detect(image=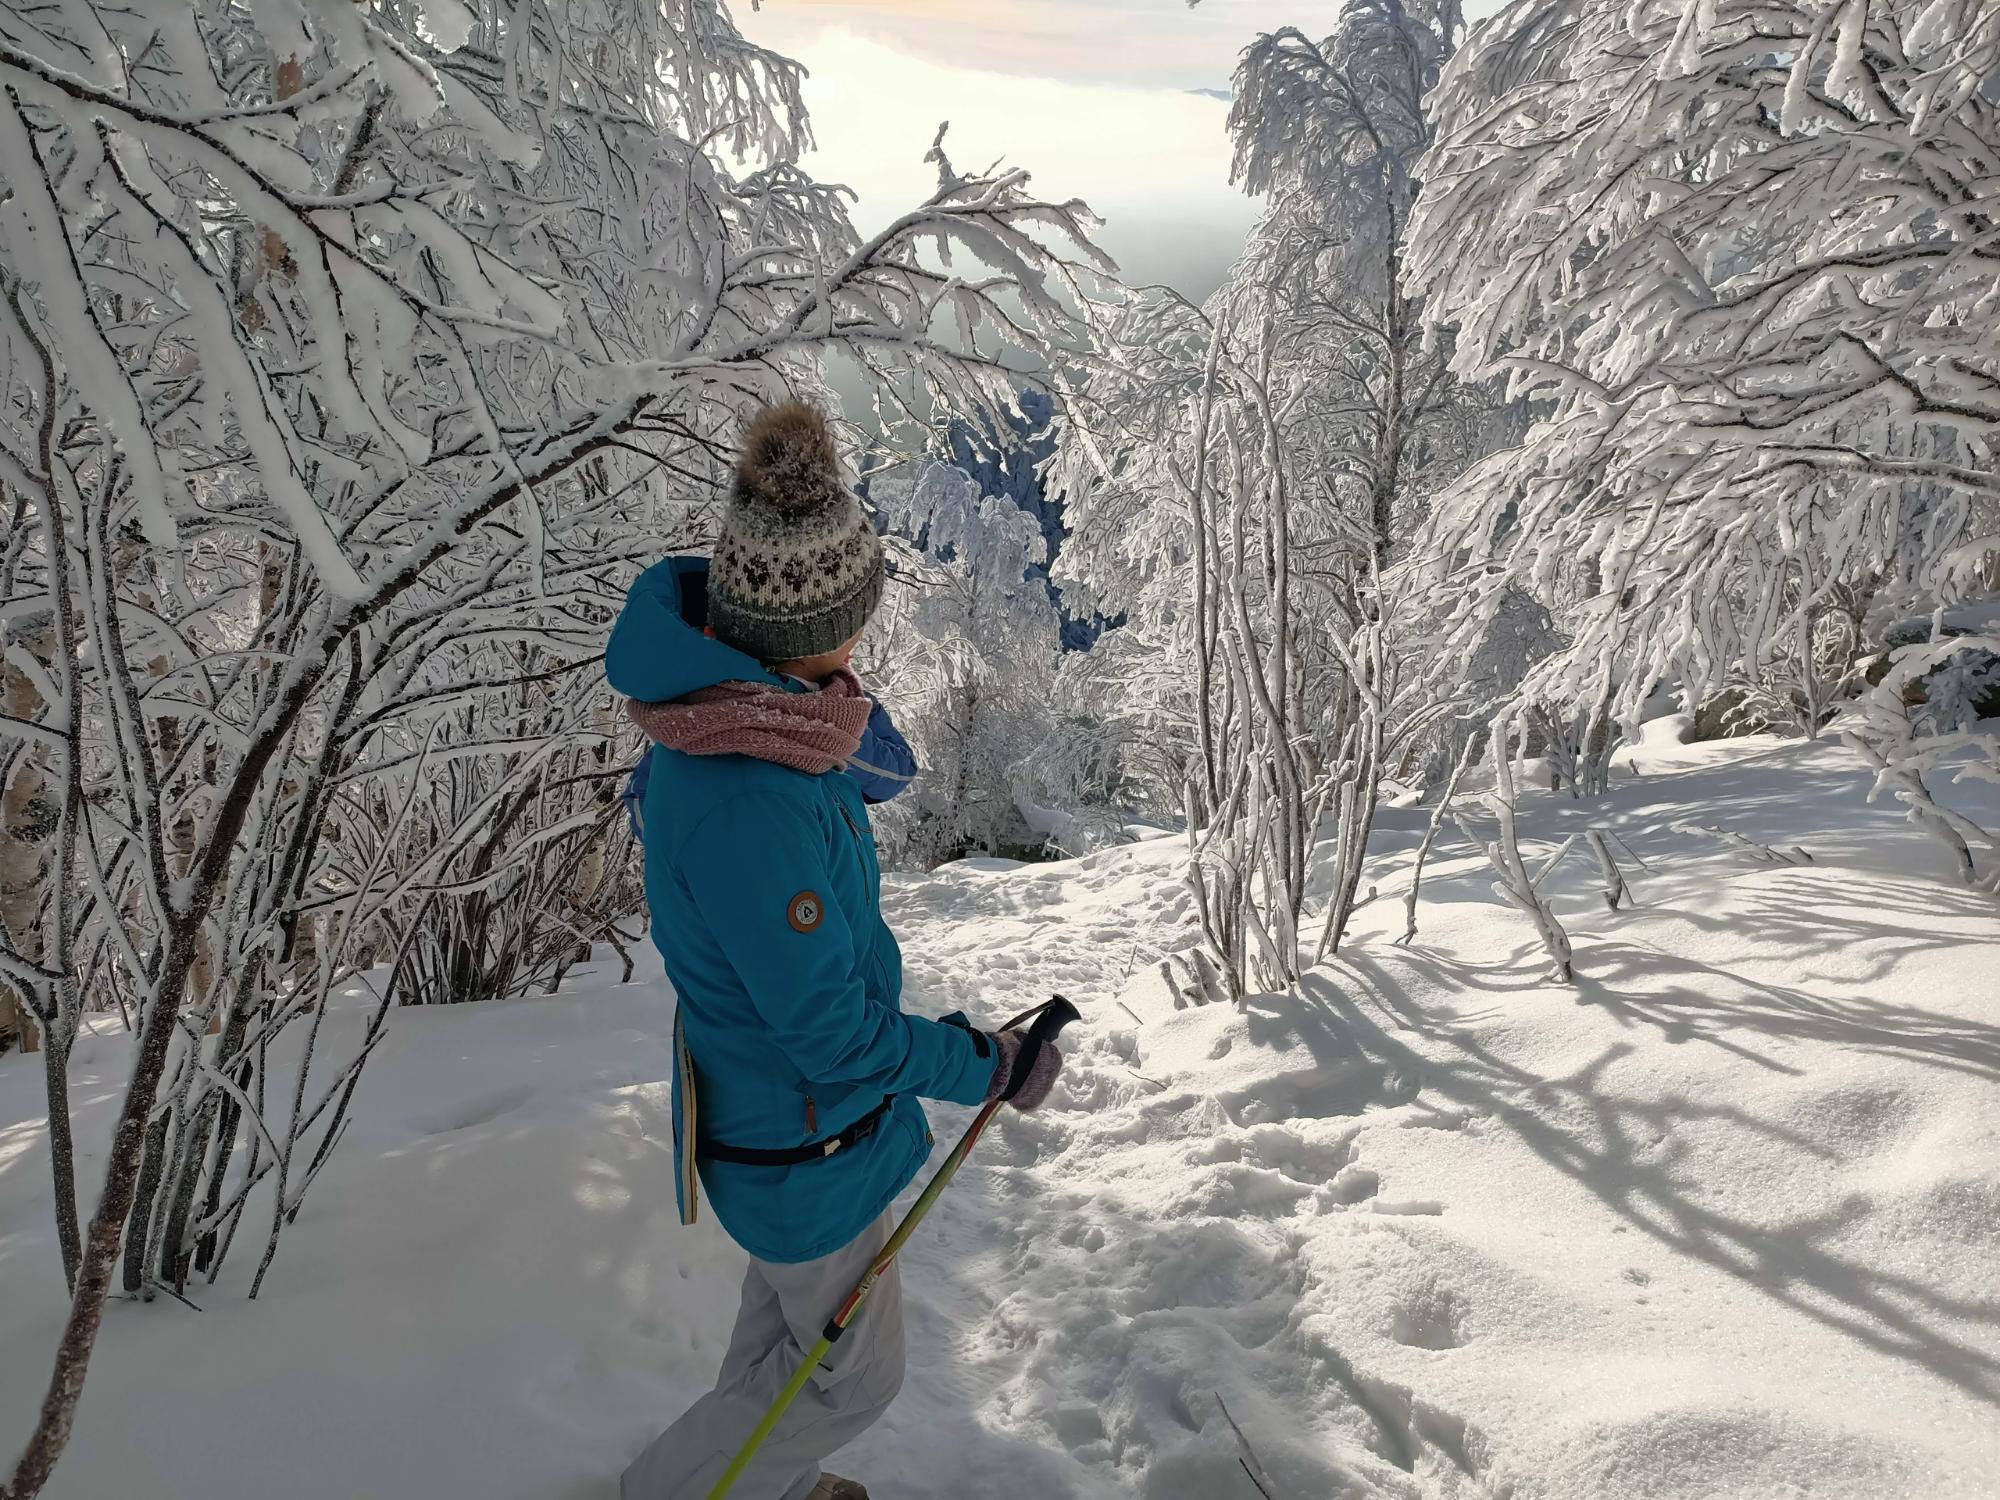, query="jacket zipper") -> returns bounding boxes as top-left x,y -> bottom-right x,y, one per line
834,798 -> 874,915
805,1095 -> 818,1134
835,797 -> 865,844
